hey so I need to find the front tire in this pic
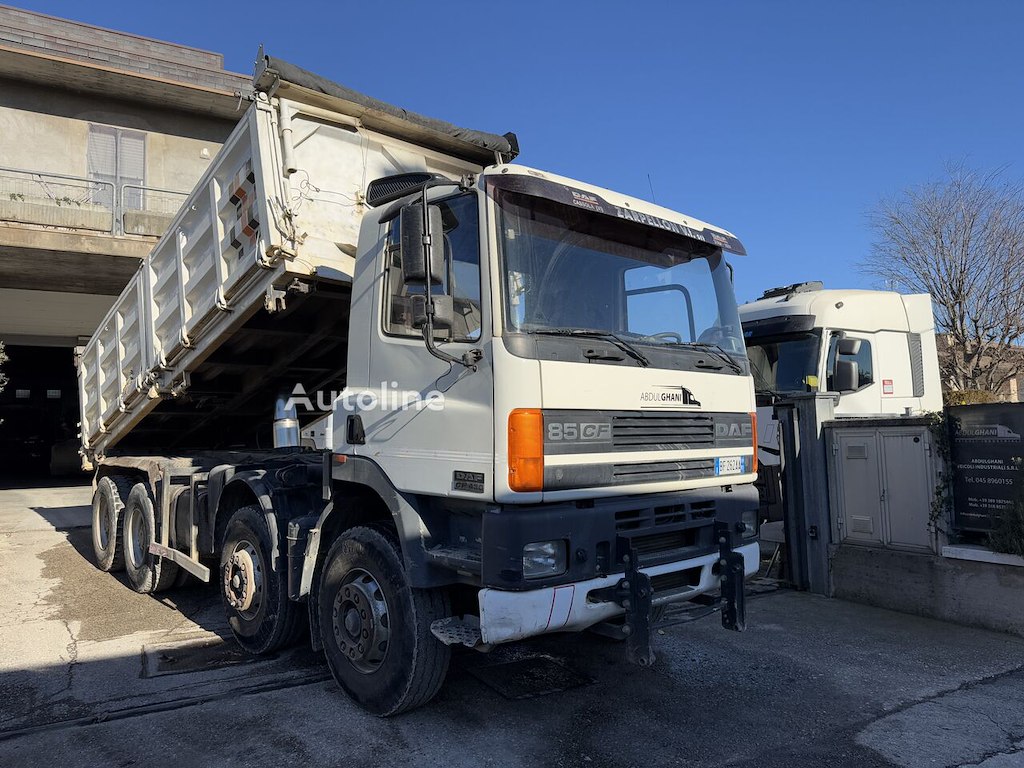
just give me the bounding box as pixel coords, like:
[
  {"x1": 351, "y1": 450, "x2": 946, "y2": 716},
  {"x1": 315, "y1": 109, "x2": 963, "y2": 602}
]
[
  {"x1": 122, "y1": 483, "x2": 179, "y2": 593},
  {"x1": 318, "y1": 526, "x2": 451, "y2": 716},
  {"x1": 220, "y1": 505, "x2": 304, "y2": 654}
]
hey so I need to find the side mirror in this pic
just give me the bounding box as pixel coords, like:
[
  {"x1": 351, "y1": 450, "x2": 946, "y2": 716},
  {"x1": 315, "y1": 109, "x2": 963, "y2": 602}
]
[
  {"x1": 837, "y1": 337, "x2": 862, "y2": 356},
  {"x1": 834, "y1": 359, "x2": 859, "y2": 393},
  {"x1": 400, "y1": 204, "x2": 445, "y2": 286},
  {"x1": 411, "y1": 294, "x2": 454, "y2": 332}
]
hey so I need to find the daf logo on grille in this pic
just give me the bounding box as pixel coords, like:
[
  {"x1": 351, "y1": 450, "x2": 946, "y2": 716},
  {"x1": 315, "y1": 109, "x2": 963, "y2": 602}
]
[
  {"x1": 640, "y1": 385, "x2": 701, "y2": 408},
  {"x1": 716, "y1": 421, "x2": 753, "y2": 438}
]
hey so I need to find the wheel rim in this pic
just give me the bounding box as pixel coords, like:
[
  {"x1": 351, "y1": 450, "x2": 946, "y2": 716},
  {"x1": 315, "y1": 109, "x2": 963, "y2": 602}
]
[
  {"x1": 223, "y1": 539, "x2": 265, "y2": 621},
  {"x1": 125, "y1": 504, "x2": 146, "y2": 568},
  {"x1": 332, "y1": 568, "x2": 390, "y2": 674},
  {"x1": 97, "y1": 493, "x2": 111, "y2": 549}
]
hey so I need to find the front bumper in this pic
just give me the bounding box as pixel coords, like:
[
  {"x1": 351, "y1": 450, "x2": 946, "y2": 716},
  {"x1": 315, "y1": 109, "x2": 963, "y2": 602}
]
[{"x1": 477, "y1": 540, "x2": 759, "y2": 645}]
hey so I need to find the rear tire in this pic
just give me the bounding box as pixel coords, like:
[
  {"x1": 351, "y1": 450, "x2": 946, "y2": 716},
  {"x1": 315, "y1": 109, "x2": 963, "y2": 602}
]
[
  {"x1": 318, "y1": 526, "x2": 451, "y2": 716},
  {"x1": 91, "y1": 475, "x2": 132, "y2": 572},
  {"x1": 220, "y1": 505, "x2": 305, "y2": 654},
  {"x1": 122, "y1": 483, "x2": 179, "y2": 593}
]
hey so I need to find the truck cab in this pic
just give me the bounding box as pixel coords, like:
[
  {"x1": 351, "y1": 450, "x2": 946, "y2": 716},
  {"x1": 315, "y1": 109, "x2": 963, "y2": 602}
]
[
  {"x1": 326, "y1": 162, "x2": 761, "y2": 655},
  {"x1": 738, "y1": 282, "x2": 943, "y2": 464}
]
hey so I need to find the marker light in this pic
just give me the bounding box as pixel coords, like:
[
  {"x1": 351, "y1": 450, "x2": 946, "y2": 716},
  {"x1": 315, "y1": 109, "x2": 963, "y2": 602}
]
[
  {"x1": 508, "y1": 408, "x2": 544, "y2": 492},
  {"x1": 750, "y1": 411, "x2": 758, "y2": 474}
]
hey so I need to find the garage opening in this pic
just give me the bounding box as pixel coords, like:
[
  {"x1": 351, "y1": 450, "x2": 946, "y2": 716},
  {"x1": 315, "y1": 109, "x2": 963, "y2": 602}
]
[{"x1": 0, "y1": 344, "x2": 82, "y2": 480}]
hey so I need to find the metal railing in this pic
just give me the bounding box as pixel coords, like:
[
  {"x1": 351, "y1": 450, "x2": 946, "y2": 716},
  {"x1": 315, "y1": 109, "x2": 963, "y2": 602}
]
[
  {"x1": 0, "y1": 166, "x2": 189, "y2": 237},
  {"x1": 121, "y1": 184, "x2": 188, "y2": 237},
  {"x1": 0, "y1": 166, "x2": 114, "y2": 232}
]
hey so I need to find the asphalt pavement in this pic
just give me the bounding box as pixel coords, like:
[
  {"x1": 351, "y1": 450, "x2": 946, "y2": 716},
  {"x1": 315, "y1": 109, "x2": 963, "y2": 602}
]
[{"x1": 1, "y1": 479, "x2": 1023, "y2": 767}]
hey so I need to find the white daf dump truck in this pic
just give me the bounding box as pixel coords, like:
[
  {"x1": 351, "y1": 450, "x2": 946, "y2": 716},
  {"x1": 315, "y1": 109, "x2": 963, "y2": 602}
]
[
  {"x1": 79, "y1": 53, "x2": 759, "y2": 715},
  {"x1": 739, "y1": 281, "x2": 942, "y2": 466}
]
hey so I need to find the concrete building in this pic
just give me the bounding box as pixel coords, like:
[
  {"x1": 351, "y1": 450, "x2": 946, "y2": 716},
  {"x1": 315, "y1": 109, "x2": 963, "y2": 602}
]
[{"x1": 0, "y1": 5, "x2": 250, "y2": 473}]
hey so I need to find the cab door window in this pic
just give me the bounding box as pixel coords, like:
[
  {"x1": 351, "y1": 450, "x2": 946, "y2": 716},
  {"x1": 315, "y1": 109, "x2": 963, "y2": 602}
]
[
  {"x1": 385, "y1": 193, "x2": 481, "y2": 341},
  {"x1": 826, "y1": 335, "x2": 874, "y2": 389}
]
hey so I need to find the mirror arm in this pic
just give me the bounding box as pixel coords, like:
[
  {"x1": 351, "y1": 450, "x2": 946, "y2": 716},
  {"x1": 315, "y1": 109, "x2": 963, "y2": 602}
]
[{"x1": 418, "y1": 181, "x2": 480, "y2": 371}]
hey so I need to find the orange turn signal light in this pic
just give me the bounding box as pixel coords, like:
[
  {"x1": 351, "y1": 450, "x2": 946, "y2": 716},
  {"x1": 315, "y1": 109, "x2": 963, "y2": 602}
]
[
  {"x1": 750, "y1": 411, "x2": 758, "y2": 474},
  {"x1": 508, "y1": 408, "x2": 544, "y2": 492}
]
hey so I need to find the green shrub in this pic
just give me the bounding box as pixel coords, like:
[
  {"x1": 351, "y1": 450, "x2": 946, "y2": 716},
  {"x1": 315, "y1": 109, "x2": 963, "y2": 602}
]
[
  {"x1": 944, "y1": 389, "x2": 998, "y2": 406},
  {"x1": 990, "y1": 498, "x2": 1024, "y2": 558}
]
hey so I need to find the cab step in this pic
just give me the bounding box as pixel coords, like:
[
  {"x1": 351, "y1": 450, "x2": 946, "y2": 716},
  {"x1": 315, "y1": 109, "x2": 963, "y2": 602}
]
[{"x1": 430, "y1": 616, "x2": 486, "y2": 648}]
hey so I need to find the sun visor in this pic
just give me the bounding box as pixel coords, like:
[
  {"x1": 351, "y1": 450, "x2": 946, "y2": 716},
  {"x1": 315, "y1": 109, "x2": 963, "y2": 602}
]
[{"x1": 486, "y1": 173, "x2": 746, "y2": 256}]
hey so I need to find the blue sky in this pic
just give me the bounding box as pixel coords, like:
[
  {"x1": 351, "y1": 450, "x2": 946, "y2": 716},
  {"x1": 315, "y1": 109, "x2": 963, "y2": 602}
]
[{"x1": 18, "y1": 0, "x2": 1024, "y2": 302}]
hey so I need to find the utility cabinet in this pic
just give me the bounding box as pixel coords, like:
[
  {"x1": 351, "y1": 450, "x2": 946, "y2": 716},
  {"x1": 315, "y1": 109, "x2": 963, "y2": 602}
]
[{"x1": 825, "y1": 418, "x2": 938, "y2": 553}]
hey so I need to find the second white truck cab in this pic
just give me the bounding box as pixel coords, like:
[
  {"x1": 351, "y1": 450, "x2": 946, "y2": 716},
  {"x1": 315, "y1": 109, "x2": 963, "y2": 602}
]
[{"x1": 738, "y1": 282, "x2": 942, "y2": 464}]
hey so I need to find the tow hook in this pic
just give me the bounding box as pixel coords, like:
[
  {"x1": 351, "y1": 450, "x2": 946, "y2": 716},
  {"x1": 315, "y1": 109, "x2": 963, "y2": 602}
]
[
  {"x1": 717, "y1": 521, "x2": 746, "y2": 632},
  {"x1": 591, "y1": 542, "x2": 656, "y2": 667},
  {"x1": 591, "y1": 526, "x2": 747, "y2": 667}
]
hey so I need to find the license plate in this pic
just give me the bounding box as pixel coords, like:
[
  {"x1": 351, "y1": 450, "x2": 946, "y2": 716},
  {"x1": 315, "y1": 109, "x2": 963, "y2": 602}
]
[{"x1": 715, "y1": 456, "x2": 745, "y2": 476}]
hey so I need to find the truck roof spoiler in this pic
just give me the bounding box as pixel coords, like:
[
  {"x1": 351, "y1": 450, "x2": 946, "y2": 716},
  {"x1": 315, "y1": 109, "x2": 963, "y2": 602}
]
[
  {"x1": 253, "y1": 49, "x2": 519, "y2": 167},
  {"x1": 758, "y1": 281, "x2": 824, "y2": 301}
]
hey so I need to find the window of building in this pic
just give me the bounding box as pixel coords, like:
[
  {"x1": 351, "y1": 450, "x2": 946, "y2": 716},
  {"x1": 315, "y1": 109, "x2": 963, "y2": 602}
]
[
  {"x1": 826, "y1": 335, "x2": 874, "y2": 390},
  {"x1": 87, "y1": 125, "x2": 145, "y2": 210},
  {"x1": 384, "y1": 193, "x2": 482, "y2": 342}
]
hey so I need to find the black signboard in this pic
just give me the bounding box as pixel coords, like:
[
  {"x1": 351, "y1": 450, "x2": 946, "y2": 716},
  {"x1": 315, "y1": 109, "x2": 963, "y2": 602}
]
[{"x1": 947, "y1": 403, "x2": 1024, "y2": 532}]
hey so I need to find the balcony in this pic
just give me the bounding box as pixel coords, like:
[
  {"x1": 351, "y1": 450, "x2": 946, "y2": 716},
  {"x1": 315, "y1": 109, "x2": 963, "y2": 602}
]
[{"x1": 0, "y1": 166, "x2": 188, "y2": 238}]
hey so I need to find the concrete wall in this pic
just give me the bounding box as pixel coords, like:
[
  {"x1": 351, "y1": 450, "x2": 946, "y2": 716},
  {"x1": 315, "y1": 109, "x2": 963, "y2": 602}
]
[
  {"x1": 831, "y1": 545, "x2": 1024, "y2": 638},
  {"x1": 0, "y1": 78, "x2": 232, "y2": 190}
]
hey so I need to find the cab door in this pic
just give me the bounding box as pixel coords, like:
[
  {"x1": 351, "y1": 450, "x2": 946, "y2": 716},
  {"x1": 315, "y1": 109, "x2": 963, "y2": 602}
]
[
  {"x1": 358, "y1": 191, "x2": 495, "y2": 499},
  {"x1": 824, "y1": 332, "x2": 878, "y2": 415}
]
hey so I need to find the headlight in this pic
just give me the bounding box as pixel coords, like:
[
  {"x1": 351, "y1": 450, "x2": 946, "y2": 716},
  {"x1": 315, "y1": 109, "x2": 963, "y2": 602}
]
[
  {"x1": 522, "y1": 540, "x2": 567, "y2": 579},
  {"x1": 741, "y1": 509, "x2": 759, "y2": 539}
]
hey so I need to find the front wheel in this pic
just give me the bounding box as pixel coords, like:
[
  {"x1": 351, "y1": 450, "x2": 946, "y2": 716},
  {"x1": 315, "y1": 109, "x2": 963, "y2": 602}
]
[{"x1": 318, "y1": 526, "x2": 451, "y2": 716}]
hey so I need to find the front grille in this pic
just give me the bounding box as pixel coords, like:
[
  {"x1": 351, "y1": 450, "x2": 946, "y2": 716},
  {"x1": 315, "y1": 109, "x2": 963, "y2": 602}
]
[
  {"x1": 613, "y1": 499, "x2": 717, "y2": 566},
  {"x1": 611, "y1": 458, "x2": 715, "y2": 484},
  {"x1": 651, "y1": 567, "x2": 702, "y2": 593},
  {"x1": 612, "y1": 412, "x2": 715, "y2": 451},
  {"x1": 631, "y1": 529, "x2": 699, "y2": 555},
  {"x1": 614, "y1": 500, "x2": 717, "y2": 532}
]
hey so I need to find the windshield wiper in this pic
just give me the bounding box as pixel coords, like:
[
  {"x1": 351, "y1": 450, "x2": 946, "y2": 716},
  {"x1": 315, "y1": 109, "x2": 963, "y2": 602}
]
[
  {"x1": 527, "y1": 327, "x2": 650, "y2": 367},
  {"x1": 663, "y1": 341, "x2": 744, "y2": 375},
  {"x1": 749, "y1": 360, "x2": 786, "y2": 400}
]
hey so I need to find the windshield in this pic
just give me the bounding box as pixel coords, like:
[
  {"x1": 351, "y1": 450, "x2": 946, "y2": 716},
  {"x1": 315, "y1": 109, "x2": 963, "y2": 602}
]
[
  {"x1": 492, "y1": 185, "x2": 746, "y2": 362},
  {"x1": 745, "y1": 332, "x2": 822, "y2": 393}
]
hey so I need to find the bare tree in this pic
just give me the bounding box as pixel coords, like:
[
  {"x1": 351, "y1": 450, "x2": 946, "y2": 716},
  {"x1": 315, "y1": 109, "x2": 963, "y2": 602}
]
[
  {"x1": 0, "y1": 341, "x2": 6, "y2": 393},
  {"x1": 865, "y1": 164, "x2": 1024, "y2": 394}
]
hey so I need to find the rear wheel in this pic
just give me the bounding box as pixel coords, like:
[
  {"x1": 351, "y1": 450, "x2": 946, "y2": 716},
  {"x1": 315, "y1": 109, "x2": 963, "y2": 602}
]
[
  {"x1": 122, "y1": 483, "x2": 179, "y2": 593},
  {"x1": 318, "y1": 526, "x2": 451, "y2": 716},
  {"x1": 220, "y1": 505, "x2": 305, "y2": 654},
  {"x1": 91, "y1": 475, "x2": 132, "y2": 572}
]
